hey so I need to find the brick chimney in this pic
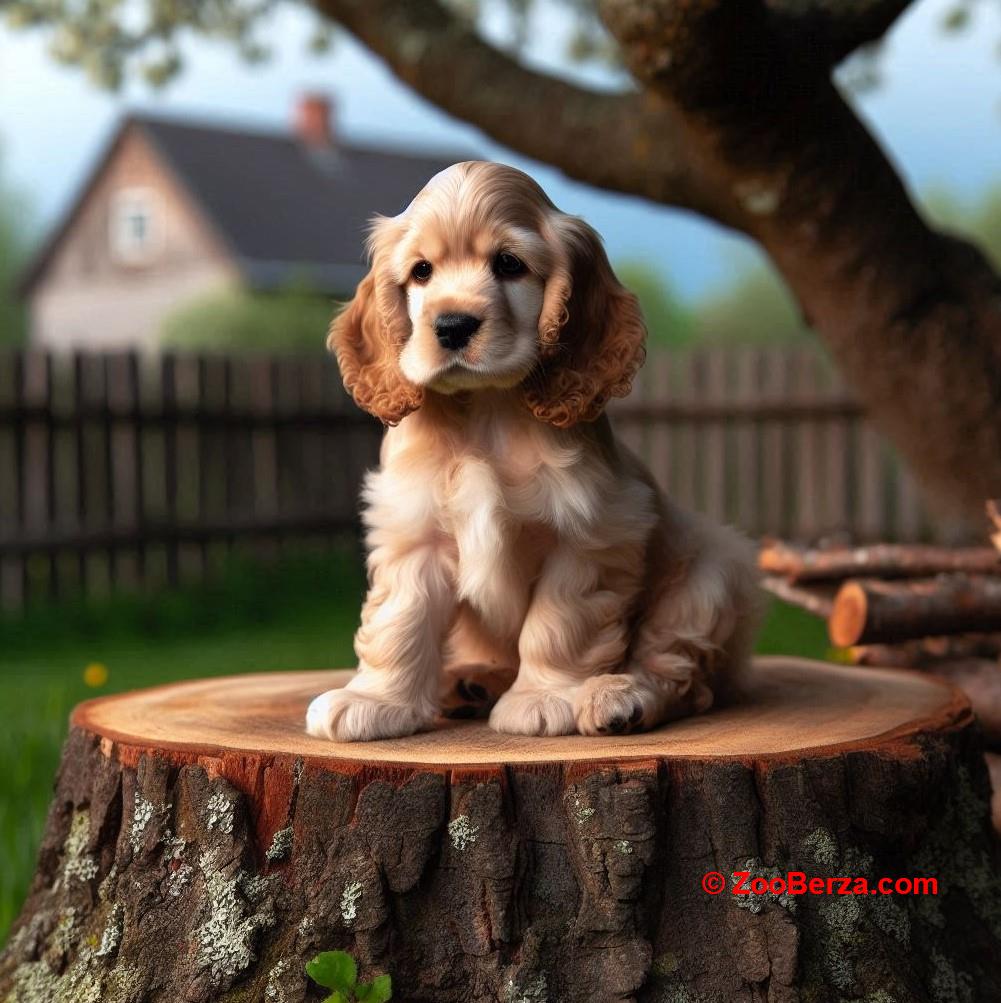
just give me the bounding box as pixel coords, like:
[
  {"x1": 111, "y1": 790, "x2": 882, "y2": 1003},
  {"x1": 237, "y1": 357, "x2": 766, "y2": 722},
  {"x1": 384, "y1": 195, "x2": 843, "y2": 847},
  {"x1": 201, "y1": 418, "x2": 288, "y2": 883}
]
[{"x1": 294, "y1": 93, "x2": 334, "y2": 148}]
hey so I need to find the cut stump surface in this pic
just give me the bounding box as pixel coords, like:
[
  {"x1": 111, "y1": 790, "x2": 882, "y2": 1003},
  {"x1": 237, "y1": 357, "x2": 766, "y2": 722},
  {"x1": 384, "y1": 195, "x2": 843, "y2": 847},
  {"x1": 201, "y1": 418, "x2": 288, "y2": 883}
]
[
  {"x1": 3, "y1": 657, "x2": 1001, "y2": 1003},
  {"x1": 73, "y1": 658, "x2": 962, "y2": 764}
]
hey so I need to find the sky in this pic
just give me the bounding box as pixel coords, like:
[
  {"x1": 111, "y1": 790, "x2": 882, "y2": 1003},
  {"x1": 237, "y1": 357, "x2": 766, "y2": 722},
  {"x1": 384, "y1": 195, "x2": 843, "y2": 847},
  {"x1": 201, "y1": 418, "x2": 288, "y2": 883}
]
[{"x1": 1, "y1": 0, "x2": 999, "y2": 302}]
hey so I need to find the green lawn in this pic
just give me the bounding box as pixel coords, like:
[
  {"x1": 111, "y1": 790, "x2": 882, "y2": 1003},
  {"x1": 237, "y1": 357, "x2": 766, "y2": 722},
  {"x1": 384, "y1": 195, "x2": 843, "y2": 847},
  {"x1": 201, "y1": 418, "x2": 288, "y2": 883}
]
[{"x1": 0, "y1": 557, "x2": 829, "y2": 944}]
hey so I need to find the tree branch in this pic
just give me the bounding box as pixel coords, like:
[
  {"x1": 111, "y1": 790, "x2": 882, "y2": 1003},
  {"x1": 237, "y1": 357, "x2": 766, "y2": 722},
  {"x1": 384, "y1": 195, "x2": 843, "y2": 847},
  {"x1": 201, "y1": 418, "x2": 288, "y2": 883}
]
[
  {"x1": 765, "y1": 0, "x2": 916, "y2": 65},
  {"x1": 311, "y1": 0, "x2": 707, "y2": 210},
  {"x1": 315, "y1": 0, "x2": 1001, "y2": 518},
  {"x1": 599, "y1": 0, "x2": 1001, "y2": 517}
]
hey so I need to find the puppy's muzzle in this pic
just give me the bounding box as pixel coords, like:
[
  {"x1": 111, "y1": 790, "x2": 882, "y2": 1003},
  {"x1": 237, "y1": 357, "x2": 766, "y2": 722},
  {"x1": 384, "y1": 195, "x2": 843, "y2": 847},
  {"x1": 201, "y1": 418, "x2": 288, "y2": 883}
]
[{"x1": 434, "y1": 313, "x2": 482, "y2": 351}]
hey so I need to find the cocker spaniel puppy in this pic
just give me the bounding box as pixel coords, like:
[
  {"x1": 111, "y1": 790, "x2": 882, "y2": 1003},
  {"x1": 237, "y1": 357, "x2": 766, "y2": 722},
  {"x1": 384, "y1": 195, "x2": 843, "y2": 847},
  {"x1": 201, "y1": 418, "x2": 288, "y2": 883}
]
[{"x1": 307, "y1": 162, "x2": 760, "y2": 742}]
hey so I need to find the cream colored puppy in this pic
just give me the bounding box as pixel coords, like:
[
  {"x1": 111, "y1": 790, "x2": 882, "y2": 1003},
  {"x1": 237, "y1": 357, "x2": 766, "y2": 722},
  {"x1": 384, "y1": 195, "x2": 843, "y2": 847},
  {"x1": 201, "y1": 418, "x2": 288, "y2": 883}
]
[{"x1": 307, "y1": 162, "x2": 760, "y2": 742}]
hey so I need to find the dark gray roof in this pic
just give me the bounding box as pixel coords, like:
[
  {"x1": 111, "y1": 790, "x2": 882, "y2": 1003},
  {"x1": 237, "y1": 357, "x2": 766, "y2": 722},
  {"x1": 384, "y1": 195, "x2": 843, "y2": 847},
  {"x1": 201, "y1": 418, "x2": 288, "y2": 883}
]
[{"x1": 19, "y1": 112, "x2": 471, "y2": 295}]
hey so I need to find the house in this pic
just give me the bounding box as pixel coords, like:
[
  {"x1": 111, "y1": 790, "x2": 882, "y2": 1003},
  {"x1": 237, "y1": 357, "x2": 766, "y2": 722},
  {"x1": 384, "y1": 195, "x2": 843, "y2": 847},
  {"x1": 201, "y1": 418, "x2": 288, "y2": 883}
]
[{"x1": 18, "y1": 96, "x2": 467, "y2": 349}]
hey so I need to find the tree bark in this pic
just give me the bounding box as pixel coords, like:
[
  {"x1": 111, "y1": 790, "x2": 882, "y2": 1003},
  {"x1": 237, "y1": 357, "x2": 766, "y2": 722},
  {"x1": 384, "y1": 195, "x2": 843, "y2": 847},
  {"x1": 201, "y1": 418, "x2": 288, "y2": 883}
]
[
  {"x1": 829, "y1": 576, "x2": 1001, "y2": 647},
  {"x1": 765, "y1": 0, "x2": 914, "y2": 65},
  {"x1": 309, "y1": 0, "x2": 702, "y2": 211},
  {"x1": 3, "y1": 661, "x2": 1001, "y2": 1002}
]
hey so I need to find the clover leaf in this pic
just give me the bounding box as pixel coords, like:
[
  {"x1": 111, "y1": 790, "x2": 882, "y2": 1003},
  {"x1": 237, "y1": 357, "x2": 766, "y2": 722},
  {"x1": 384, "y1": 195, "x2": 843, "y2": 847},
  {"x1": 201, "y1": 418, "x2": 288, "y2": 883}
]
[
  {"x1": 306, "y1": 951, "x2": 357, "y2": 994},
  {"x1": 305, "y1": 951, "x2": 392, "y2": 1002},
  {"x1": 356, "y1": 974, "x2": 393, "y2": 1003}
]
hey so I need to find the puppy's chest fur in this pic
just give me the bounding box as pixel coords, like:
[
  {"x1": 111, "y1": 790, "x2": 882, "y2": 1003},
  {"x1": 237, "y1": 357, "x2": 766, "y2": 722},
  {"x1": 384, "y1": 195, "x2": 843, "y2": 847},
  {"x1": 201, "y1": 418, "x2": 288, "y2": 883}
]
[{"x1": 368, "y1": 402, "x2": 649, "y2": 637}]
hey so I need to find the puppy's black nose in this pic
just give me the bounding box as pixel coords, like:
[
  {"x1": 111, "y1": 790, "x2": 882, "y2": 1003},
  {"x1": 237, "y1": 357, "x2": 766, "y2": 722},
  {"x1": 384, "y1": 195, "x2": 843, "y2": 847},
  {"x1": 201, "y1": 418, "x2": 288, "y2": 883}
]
[{"x1": 434, "y1": 313, "x2": 481, "y2": 351}]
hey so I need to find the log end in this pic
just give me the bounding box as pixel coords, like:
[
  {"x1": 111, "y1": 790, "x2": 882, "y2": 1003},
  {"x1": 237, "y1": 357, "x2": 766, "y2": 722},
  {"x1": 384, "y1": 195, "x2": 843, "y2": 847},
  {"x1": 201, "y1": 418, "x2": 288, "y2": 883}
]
[{"x1": 829, "y1": 580, "x2": 869, "y2": 647}]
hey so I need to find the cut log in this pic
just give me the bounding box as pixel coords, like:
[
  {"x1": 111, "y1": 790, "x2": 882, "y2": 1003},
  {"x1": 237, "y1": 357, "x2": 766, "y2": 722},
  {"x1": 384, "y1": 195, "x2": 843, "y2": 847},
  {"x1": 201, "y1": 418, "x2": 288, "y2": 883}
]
[
  {"x1": 849, "y1": 634, "x2": 1001, "y2": 670},
  {"x1": 759, "y1": 539, "x2": 1001, "y2": 583},
  {"x1": 986, "y1": 751, "x2": 1001, "y2": 835},
  {"x1": 760, "y1": 574, "x2": 837, "y2": 618},
  {"x1": 3, "y1": 658, "x2": 1001, "y2": 1002},
  {"x1": 829, "y1": 575, "x2": 1001, "y2": 647},
  {"x1": 989, "y1": 499, "x2": 1001, "y2": 552}
]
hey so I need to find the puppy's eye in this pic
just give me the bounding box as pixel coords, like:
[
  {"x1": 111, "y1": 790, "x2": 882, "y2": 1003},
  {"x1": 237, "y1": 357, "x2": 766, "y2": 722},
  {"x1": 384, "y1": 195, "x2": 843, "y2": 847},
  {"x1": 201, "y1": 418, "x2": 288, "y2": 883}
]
[
  {"x1": 411, "y1": 260, "x2": 433, "y2": 282},
  {"x1": 493, "y1": 252, "x2": 527, "y2": 278}
]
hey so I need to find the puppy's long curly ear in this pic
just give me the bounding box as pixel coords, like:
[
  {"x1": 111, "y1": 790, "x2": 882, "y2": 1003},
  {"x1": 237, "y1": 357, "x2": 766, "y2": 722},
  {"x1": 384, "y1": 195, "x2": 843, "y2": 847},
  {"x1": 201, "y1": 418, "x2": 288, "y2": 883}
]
[
  {"x1": 524, "y1": 213, "x2": 646, "y2": 428},
  {"x1": 328, "y1": 248, "x2": 423, "y2": 426}
]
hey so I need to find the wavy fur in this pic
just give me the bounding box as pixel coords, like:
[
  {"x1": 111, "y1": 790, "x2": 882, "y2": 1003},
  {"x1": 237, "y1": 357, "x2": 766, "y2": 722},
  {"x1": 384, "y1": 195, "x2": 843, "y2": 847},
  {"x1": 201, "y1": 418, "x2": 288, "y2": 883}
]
[{"x1": 306, "y1": 162, "x2": 761, "y2": 742}]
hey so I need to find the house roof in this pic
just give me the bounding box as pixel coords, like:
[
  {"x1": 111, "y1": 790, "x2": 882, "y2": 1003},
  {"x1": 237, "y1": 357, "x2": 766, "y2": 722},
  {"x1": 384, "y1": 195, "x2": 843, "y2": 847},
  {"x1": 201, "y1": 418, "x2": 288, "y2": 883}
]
[{"x1": 19, "y1": 112, "x2": 471, "y2": 296}]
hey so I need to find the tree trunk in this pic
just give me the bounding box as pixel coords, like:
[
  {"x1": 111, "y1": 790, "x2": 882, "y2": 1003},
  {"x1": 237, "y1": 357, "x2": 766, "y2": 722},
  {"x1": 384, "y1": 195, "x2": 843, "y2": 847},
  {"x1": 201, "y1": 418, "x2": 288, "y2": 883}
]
[
  {"x1": 3, "y1": 659, "x2": 1001, "y2": 1002},
  {"x1": 599, "y1": 0, "x2": 1001, "y2": 521}
]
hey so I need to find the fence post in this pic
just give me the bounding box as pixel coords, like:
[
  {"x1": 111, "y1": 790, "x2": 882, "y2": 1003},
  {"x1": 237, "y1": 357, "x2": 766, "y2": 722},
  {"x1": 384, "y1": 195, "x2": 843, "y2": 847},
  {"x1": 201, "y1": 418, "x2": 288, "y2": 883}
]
[{"x1": 0, "y1": 351, "x2": 24, "y2": 610}]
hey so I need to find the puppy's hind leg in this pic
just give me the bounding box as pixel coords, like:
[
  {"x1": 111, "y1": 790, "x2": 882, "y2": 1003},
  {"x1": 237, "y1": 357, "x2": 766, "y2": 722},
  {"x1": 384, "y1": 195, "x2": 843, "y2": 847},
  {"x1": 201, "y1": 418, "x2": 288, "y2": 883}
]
[
  {"x1": 440, "y1": 602, "x2": 518, "y2": 720},
  {"x1": 492, "y1": 543, "x2": 638, "y2": 737},
  {"x1": 574, "y1": 519, "x2": 761, "y2": 736}
]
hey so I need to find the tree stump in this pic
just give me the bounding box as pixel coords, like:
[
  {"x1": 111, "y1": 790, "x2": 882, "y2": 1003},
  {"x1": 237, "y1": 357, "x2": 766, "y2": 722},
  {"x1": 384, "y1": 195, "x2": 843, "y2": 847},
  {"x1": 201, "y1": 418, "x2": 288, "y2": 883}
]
[{"x1": 3, "y1": 657, "x2": 1001, "y2": 1003}]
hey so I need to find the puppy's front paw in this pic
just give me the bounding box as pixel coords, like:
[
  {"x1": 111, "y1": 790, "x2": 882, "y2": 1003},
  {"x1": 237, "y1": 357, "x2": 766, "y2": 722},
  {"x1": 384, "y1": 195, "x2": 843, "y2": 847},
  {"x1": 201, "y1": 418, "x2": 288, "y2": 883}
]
[
  {"x1": 575, "y1": 671, "x2": 714, "y2": 736},
  {"x1": 574, "y1": 674, "x2": 655, "y2": 736},
  {"x1": 306, "y1": 688, "x2": 432, "y2": 742},
  {"x1": 489, "y1": 687, "x2": 576, "y2": 737}
]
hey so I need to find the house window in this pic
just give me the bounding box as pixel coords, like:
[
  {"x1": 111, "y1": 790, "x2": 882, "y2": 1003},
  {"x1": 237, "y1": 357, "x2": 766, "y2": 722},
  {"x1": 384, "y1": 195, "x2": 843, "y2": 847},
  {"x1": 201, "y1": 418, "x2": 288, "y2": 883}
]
[{"x1": 110, "y1": 188, "x2": 160, "y2": 265}]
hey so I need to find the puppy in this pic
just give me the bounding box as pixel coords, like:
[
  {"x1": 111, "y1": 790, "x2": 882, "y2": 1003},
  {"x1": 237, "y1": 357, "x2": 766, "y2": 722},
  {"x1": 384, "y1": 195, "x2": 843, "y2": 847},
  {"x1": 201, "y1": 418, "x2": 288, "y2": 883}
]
[{"x1": 307, "y1": 162, "x2": 760, "y2": 742}]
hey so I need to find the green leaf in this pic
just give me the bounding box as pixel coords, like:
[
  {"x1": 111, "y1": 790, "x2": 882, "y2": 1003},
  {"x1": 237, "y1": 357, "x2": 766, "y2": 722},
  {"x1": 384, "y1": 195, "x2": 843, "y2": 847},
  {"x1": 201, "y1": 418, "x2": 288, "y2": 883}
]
[
  {"x1": 306, "y1": 951, "x2": 357, "y2": 991},
  {"x1": 357, "y1": 974, "x2": 392, "y2": 1003},
  {"x1": 323, "y1": 993, "x2": 349, "y2": 1003}
]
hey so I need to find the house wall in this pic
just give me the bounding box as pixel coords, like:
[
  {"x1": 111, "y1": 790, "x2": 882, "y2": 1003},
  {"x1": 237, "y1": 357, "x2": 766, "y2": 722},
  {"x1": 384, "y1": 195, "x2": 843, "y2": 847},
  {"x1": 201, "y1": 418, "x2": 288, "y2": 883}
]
[{"x1": 29, "y1": 126, "x2": 240, "y2": 351}]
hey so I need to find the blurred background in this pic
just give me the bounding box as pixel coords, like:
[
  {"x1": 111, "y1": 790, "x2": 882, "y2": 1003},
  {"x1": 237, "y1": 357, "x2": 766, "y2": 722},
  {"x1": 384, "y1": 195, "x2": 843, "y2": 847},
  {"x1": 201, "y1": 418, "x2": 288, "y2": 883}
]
[{"x1": 1, "y1": 0, "x2": 1000, "y2": 942}]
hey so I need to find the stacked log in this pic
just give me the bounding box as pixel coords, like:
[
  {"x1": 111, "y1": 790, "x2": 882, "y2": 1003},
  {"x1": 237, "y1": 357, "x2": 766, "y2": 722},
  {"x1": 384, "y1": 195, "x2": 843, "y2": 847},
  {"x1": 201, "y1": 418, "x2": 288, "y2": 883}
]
[
  {"x1": 760, "y1": 540, "x2": 1001, "y2": 582},
  {"x1": 759, "y1": 506, "x2": 1001, "y2": 656},
  {"x1": 827, "y1": 576, "x2": 1001, "y2": 647},
  {"x1": 989, "y1": 499, "x2": 1001, "y2": 552},
  {"x1": 760, "y1": 503, "x2": 1001, "y2": 827}
]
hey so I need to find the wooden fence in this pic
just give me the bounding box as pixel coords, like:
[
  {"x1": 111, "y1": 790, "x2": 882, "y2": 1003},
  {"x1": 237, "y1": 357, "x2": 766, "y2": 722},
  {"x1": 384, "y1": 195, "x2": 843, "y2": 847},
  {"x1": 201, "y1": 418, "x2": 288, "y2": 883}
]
[
  {"x1": 608, "y1": 344, "x2": 948, "y2": 545},
  {"x1": 0, "y1": 350, "x2": 380, "y2": 610},
  {"x1": 0, "y1": 346, "x2": 953, "y2": 610}
]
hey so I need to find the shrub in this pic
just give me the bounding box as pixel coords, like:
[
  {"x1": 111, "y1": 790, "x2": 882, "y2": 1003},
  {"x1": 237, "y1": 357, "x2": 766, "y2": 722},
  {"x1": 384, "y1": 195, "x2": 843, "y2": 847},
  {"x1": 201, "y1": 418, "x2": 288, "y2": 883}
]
[{"x1": 160, "y1": 285, "x2": 339, "y2": 352}]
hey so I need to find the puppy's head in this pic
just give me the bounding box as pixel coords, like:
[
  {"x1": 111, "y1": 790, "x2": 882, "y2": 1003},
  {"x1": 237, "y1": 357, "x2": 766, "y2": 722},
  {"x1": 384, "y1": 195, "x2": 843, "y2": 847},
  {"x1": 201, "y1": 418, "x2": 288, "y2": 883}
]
[{"x1": 330, "y1": 161, "x2": 646, "y2": 427}]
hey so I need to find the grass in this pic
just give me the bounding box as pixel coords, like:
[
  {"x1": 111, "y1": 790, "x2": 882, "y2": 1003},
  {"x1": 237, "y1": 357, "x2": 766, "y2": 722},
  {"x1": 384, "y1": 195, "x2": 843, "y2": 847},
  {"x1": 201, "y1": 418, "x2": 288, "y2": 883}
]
[
  {"x1": 0, "y1": 555, "x2": 830, "y2": 945},
  {"x1": 756, "y1": 597, "x2": 833, "y2": 661}
]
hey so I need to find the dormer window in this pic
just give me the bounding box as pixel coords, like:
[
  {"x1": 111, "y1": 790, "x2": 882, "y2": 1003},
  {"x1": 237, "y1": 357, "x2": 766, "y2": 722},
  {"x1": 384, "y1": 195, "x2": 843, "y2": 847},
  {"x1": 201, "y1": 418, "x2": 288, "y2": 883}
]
[{"x1": 110, "y1": 187, "x2": 159, "y2": 265}]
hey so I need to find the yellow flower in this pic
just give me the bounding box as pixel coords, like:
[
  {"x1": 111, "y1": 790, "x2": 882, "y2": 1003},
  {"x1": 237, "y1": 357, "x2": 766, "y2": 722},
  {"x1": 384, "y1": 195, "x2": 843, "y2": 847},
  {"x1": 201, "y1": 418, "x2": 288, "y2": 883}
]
[{"x1": 83, "y1": 662, "x2": 109, "y2": 688}]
